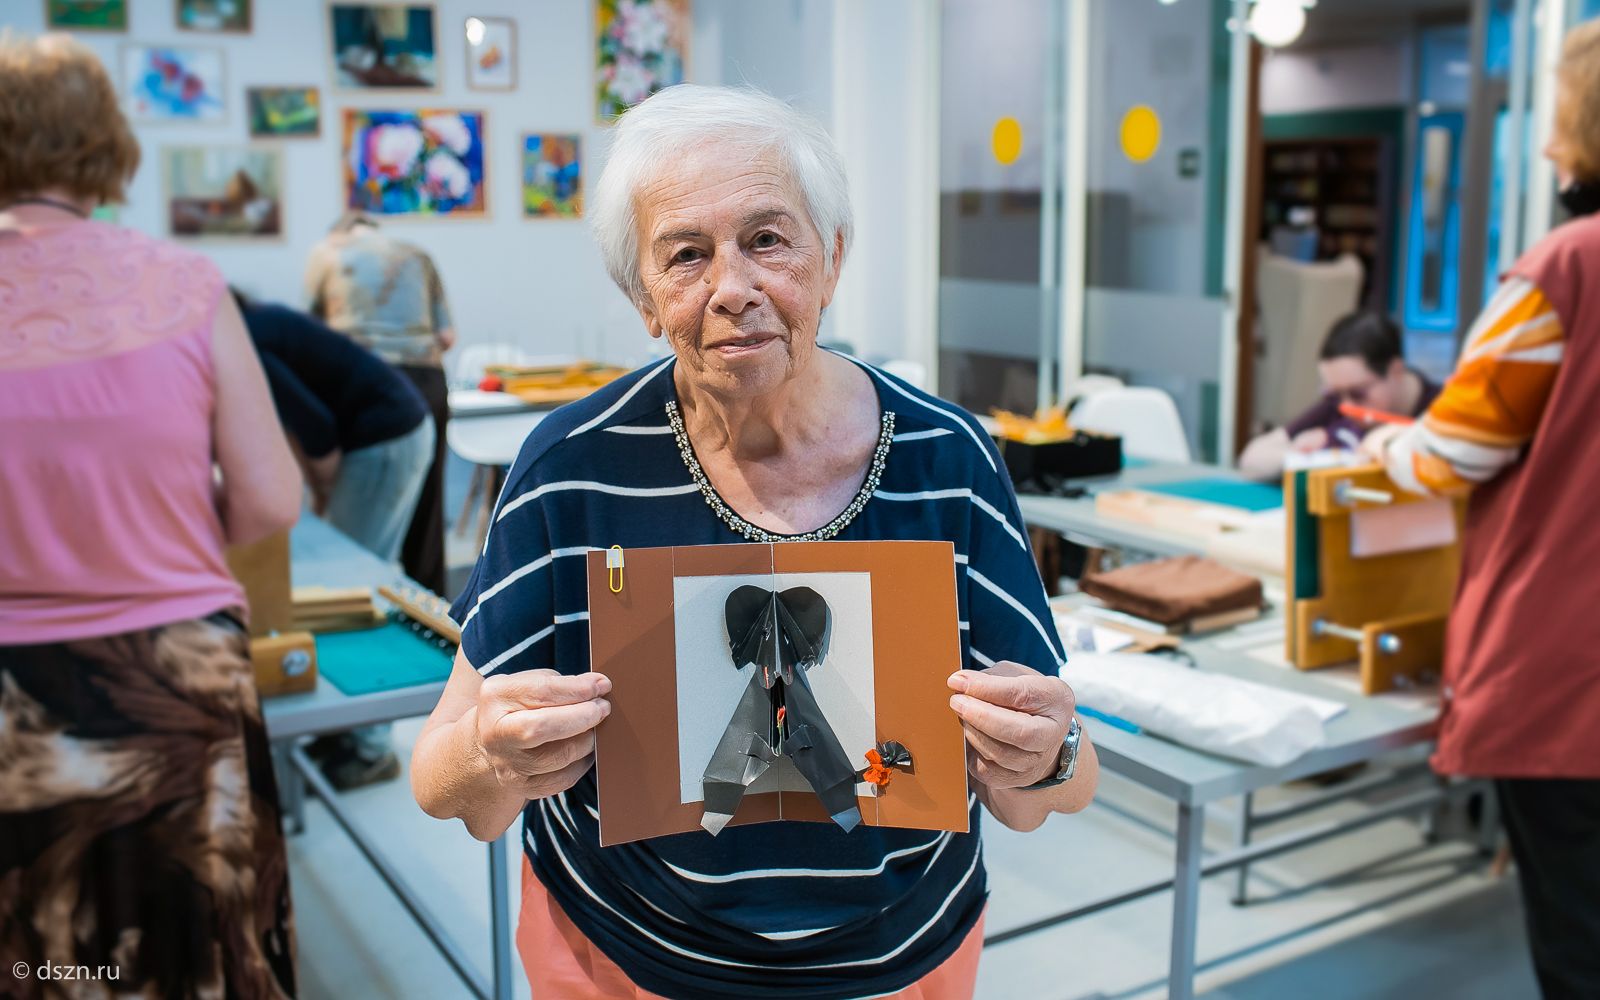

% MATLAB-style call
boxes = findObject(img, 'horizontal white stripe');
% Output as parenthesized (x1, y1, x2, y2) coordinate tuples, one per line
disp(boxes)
(566, 355, 674, 438)
(555, 611, 589, 624)
(1463, 310, 1561, 364)
(478, 623, 553, 674)
(874, 488, 1027, 551)
(498, 479, 700, 521)
(461, 546, 594, 629)
(970, 647, 995, 667)
(954, 553, 969, 565)
(862, 364, 996, 472)
(968, 567, 1065, 659)
(603, 424, 674, 435)
(534, 797, 982, 974)
(1501, 342, 1564, 364)
(959, 621, 969, 631)
(891, 428, 954, 443)
(661, 832, 950, 883)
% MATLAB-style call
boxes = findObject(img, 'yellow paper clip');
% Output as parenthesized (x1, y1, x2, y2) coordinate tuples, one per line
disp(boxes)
(606, 545, 624, 593)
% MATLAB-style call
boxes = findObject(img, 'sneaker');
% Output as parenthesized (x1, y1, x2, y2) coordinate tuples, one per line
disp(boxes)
(318, 740, 402, 791)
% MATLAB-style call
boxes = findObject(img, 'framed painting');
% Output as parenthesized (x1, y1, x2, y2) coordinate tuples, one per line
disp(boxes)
(521, 133, 581, 218)
(122, 44, 226, 124)
(342, 108, 487, 218)
(594, 0, 689, 122)
(164, 145, 284, 240)
(329, 2, 439, 90)
(45, 1, 127, 31)
(464, 15, 515, 91)
(247, 86, 321, 138)
(177, 0, 251, 32)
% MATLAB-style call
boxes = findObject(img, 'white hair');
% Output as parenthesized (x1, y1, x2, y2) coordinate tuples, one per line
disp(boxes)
(590, 84, 853, 306)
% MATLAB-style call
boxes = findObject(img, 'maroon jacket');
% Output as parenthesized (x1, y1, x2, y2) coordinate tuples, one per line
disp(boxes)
(1434, 215, 1600, 778)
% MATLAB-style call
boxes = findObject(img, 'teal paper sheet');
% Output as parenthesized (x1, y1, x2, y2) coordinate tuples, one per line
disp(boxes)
(315, 622, 455, 695)
(1138, 478, 1284, 512)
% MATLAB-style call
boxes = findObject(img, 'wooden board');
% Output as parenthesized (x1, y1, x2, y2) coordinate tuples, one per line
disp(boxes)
(225, 531, 292, 637)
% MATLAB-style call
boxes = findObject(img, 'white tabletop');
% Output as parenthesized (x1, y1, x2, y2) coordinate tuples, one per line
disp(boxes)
(446, 410, 548, 467)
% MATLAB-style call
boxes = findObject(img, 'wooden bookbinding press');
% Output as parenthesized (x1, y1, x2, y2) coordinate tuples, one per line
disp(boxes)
(1285, 465, 1466, 694)
(223, 531, 318, 697)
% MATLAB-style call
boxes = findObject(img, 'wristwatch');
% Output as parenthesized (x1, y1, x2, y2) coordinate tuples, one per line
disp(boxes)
(1022, 717, 1081, 789)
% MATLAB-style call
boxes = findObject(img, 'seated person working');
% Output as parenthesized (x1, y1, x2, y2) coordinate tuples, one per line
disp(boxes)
(238, 291, 435, 789)
(1239, 311, 1440, 481)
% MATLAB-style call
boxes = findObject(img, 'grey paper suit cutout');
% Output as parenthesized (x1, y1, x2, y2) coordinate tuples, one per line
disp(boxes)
(700, 586, 863, 835)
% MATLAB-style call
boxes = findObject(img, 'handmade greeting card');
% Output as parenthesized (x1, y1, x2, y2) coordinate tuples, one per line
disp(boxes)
(589, 540, 968, 847)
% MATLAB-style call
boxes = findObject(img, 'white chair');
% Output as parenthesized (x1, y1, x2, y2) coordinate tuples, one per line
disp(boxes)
(1062, 374, 1125, 409)
(1071, 387, 1193, 463)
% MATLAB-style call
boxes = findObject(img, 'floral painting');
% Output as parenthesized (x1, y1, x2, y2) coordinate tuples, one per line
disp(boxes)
(164, 146, 283, 239)
(330, 4, 439, 89)
(122, 44, 226, 123)
(247, 87, 320, 138)
(343, 109, 486, 217)
(595, 0, 689, 121)
(46, 0, 127, 30)
(522, 134, 581, 218)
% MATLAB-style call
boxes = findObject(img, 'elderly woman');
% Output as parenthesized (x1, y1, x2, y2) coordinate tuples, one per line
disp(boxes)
(0, 34, 301, 998)
(412, 85, 1097, 999)
(1363, 21, 1600, 999)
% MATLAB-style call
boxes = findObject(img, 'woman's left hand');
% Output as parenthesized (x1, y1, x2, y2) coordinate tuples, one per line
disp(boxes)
(948, 662, 1074, 789)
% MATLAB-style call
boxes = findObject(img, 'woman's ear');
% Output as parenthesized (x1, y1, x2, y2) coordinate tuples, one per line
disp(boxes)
(636, 293, 664, 339)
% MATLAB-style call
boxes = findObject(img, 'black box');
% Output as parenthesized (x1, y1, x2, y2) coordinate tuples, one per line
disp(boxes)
(996, 431, 1123, 489)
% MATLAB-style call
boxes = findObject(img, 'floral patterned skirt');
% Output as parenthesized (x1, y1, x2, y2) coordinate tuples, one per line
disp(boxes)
(0, 611, 296, 999)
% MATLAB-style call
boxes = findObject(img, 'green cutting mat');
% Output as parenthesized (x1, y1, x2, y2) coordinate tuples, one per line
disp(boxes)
(1139, 478, 1284, 512)
(315, 621, 455, 696)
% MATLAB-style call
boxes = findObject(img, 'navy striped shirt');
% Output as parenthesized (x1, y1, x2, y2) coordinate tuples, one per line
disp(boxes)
(450, 355, 1065, 999)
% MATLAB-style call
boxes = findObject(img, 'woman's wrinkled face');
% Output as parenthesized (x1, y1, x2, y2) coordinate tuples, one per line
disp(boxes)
(634, 147, 841, 401)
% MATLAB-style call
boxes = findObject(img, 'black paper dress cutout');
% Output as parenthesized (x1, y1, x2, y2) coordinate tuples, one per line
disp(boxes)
(700, 586, 863, 835)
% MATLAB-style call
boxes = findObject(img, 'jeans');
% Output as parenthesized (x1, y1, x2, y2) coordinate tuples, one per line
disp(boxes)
(324, 418, 434, 563)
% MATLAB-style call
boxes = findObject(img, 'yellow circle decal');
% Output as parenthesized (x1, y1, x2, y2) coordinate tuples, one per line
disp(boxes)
(1120, 105, 1161, 163)
(992, 117, 1023, 165)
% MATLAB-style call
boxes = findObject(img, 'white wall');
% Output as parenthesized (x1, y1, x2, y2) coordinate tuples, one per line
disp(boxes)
(1260, 42, 1413, 115)
(8, 0, 933, 369)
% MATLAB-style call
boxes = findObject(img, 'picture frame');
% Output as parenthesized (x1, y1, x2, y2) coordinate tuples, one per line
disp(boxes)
(44, 0, 127, 31)
(594, 0, 690, 123)
(520, 133, 582, 219)
(327, 2, 441, 91)
(246, 86, 321, 139)
(176, 0, 252, 33)
(341, 108, 488, 219)
(162, 145, 285, 242)
(121, 44, 227, 125)
(464, 15, 515, 92)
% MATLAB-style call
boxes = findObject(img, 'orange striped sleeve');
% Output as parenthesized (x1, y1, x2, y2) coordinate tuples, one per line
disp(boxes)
(1384, 276, 1564, 496)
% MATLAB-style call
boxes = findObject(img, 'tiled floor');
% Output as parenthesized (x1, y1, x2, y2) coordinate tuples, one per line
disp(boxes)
(285, 718, 1539, 999)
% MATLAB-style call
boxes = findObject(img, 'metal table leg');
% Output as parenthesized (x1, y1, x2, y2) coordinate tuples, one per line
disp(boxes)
(490, 830, 514, 1000)
(274, 740, 307, 835)
(1231, 792, 1253, 905)
(1170, 802, 1204, 1000)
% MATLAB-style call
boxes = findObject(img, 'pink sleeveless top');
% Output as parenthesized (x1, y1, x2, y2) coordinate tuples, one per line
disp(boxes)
(0, 219, 245, 644)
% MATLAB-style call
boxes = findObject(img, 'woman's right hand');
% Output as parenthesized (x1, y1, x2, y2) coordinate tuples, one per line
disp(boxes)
(473, 670, 612, 801)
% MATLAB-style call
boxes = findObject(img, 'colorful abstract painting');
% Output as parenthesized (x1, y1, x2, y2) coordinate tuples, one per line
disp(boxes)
(45, 1, 127, 30)
(522, 134, 581, 218)
(177, 0, 251, 31)
(164, 146, 283, 239)
(330, 4, 439, 90)
(343, 109, 486, 217)
(595, 0, 689, 121)
(465, 16, 515, 91)
(122, 44, 226, 123)
(247, 87, 320, 138)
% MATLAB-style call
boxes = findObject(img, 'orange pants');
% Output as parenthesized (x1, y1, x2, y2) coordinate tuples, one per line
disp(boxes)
(518, 858, 985, 999)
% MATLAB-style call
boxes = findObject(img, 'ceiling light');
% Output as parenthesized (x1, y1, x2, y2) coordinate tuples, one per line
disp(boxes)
(1249, 0, 1308, 48)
